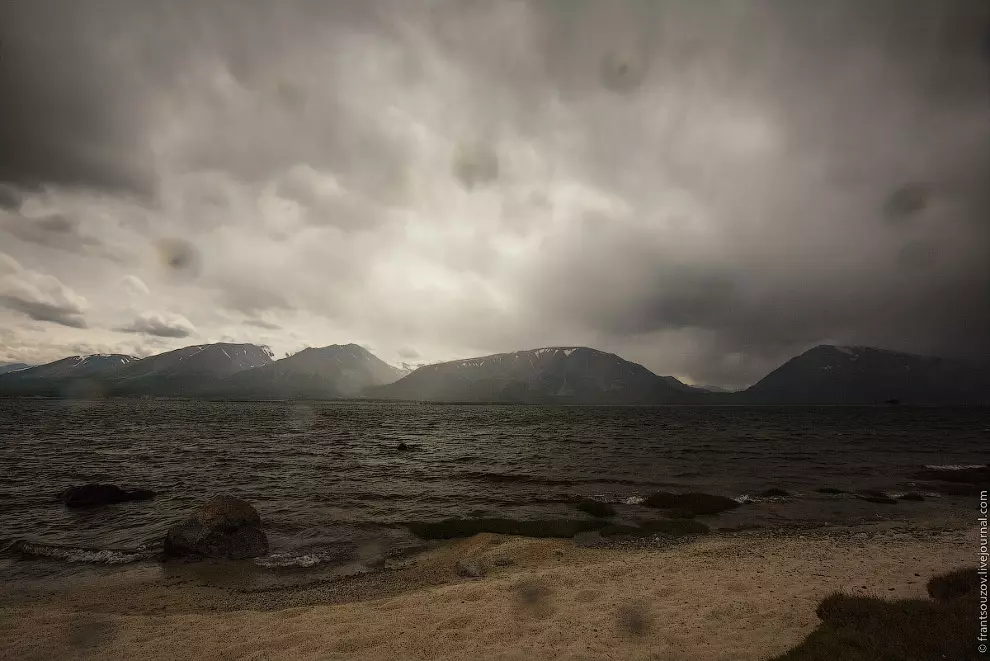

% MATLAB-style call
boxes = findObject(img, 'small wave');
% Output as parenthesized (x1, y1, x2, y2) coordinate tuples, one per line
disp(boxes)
(451, 471, 654, 487)
(623, 495, 645, 505)
(254, 549, 351, 569)
(2, 539, 153, 565)
(734, 494, 754, 504)
(922, 464, 986, 471)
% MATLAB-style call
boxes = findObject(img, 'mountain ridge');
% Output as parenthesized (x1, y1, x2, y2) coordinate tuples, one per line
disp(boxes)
(205, 343, 406, 400)
(741, 344, 990, 405)
(366, 346, 696, 404)
(0, 342, 986, 404)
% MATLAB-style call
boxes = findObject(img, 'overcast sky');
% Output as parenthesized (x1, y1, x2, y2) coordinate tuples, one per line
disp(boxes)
(1, 0, 987, 388)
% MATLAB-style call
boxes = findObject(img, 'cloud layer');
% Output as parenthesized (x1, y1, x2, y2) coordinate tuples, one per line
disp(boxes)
(0, 0, 987, 386)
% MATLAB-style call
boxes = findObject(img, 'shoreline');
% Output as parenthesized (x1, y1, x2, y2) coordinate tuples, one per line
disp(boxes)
(1, 515, 976, 660)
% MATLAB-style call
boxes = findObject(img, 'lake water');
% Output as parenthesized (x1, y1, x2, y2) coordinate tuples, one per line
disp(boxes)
(1, 400, 986, 580)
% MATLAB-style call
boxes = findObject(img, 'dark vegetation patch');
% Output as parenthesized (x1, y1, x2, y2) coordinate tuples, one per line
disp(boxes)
(898, 492, 925, 502)
(406, 517, 707, 540)
(771, 568, 979, 661)
(927, 568, 977, 602)
(576, 499, 616, 518)
(757, 488, 791, 497)
(642, 492, 739, 516)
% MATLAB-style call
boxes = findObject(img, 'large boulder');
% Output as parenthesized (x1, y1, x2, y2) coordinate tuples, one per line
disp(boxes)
(59, 484, 155, 508)
(163, 496, 269, 560)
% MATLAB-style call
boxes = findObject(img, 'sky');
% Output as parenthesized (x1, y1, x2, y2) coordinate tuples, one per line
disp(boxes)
(0, 0, 987, 388)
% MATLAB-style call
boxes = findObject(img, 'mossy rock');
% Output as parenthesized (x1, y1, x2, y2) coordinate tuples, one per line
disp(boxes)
(575, 499, 616, 518)
(643, 491, 739, 516)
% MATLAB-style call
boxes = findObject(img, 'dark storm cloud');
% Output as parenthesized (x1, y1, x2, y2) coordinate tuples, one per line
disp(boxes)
(0, 0, 987, 384)
(0, 184, 22, 210)
(515, 0, 990, 375)
(0, 0, 397, 195)
(0, 2, 162, 194)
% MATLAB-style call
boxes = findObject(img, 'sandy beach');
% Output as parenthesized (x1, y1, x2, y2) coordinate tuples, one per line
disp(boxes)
(0, 515, 975, 661)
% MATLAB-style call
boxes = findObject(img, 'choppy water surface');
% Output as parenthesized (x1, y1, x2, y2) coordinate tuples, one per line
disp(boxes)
(0, 400, 986, 580)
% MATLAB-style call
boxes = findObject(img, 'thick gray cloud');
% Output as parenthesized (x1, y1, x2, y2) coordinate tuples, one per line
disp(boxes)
(117, 311, 196, 339)
(0, 0, 987, 387)
(0, 253, 88, 328)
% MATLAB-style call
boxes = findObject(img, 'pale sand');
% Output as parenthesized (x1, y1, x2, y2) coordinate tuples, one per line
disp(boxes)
(0, 521, 975, 661)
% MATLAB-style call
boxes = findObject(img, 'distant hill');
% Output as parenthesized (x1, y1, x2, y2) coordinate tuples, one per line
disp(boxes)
(106, 343, 275, 396)
(206, 344, 406, 400)
(742, 344, 990, 405)
(0, 363, 32, 375)
(366, 346, 695, 404)
(0, 354, 136, 397)
(697, 384, 734, 393)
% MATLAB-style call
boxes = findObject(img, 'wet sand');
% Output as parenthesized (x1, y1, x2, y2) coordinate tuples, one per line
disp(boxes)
(0, 515, 975, 661)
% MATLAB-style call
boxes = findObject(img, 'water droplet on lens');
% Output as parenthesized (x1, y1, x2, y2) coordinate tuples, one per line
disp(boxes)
(156, 238, 202, 279)
(884, 182, 930, 223)
(601, 49, 648, 93)
(452, 141, 499, 189)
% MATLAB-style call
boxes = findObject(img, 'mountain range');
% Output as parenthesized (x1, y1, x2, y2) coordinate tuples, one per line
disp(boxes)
(1, 343, 986, 404)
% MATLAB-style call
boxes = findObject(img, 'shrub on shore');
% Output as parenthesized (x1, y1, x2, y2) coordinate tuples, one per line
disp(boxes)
(642, 491, 739, 515)
(927, 567, 977, 601)
(771, 568, 978, 660)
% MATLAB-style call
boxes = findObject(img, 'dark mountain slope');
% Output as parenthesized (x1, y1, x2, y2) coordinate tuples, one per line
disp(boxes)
(367, 346, 696, 404)
(208, 344, 405, 400)
(0, 354, 136, 397)
(742, 344, 990, 405)
(106, 343, 275, 396)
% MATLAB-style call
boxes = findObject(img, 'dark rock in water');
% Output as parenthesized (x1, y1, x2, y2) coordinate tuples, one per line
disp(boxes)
(663, 508, 697, 520)
(757, 488, 791, 498)
(816, 487, 845, 494)
(163, 495, 269, 560)
(856, 490, 898, 505)
(59, 484, 155, 508)
(912, 465, 989, 485)
(898, 492, 925, 502)
(576, 498, 616, 518)
(397, 442, 409, 451)
(926, 482, 982, 497)
(642, 491, 739, 516)
(455, 559, 484, 578)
